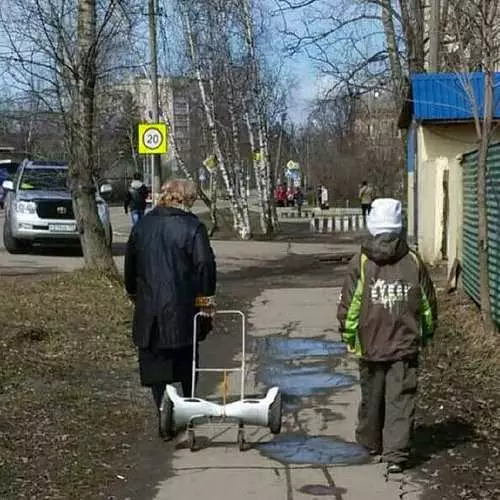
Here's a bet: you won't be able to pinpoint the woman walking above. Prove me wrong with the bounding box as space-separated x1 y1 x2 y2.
124 179 216 438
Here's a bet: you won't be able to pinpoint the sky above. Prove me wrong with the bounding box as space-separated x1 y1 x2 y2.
285 59 334 123
0 0 382 125
263 0 385 124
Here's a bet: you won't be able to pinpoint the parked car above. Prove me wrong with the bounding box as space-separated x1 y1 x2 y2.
0 160 20 209
2 160 113 254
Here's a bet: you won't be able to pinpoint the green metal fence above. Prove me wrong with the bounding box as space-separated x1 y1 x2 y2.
462 142 500 323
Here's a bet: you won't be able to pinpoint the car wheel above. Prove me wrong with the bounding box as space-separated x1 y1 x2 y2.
3 220 31 254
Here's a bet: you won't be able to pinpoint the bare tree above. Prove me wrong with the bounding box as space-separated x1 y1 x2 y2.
240 0 276 233
274 0 429 111
272 0 423 206
180 0 252 239
448 0 500 333
0 0 138 273
295 90 402 202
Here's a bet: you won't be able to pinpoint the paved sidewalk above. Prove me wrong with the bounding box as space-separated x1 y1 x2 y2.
153 287 423 500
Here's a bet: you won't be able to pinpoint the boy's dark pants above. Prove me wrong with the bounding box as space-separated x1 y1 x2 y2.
356 358 418 464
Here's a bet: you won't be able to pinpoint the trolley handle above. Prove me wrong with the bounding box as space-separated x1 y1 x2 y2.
192 309 245 343
191 310 247 399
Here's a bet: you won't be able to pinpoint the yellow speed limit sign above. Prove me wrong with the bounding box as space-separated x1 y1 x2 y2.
138 123 168 154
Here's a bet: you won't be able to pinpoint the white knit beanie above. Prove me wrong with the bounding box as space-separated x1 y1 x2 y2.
367 198 403 236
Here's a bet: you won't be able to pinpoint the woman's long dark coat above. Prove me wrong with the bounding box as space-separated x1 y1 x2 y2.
124 206 216 350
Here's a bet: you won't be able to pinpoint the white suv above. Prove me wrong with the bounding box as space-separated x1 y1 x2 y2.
2 160 113 254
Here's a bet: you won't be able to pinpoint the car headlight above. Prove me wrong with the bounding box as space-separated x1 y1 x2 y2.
16 200 37 214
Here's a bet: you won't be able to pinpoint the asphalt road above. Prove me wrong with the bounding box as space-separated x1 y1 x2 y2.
0 205 357 277
0 206 130 276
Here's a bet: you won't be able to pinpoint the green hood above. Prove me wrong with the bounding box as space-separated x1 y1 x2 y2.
361 233 409 265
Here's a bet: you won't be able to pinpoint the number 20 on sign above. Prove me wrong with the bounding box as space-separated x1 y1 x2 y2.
138 123 168 155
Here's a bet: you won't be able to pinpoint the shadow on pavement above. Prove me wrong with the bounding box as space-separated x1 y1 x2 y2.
113 242 127 256
409 418 475 468
0 242 127 258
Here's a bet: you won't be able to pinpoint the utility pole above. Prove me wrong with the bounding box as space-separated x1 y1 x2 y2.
429 0 441 71
148 0 161 201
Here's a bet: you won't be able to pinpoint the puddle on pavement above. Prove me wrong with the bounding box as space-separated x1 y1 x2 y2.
254 337 346 360
298 484 348 496
283 394 302 411
262 365 356 397
258 434 369 466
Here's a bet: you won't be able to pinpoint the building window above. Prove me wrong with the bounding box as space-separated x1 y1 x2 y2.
176 138 189 150
174 116 189 127
174 100 189 114
175 126 189 139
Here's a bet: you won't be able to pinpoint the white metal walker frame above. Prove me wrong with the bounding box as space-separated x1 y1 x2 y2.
161 310 282 451
191 310 246 399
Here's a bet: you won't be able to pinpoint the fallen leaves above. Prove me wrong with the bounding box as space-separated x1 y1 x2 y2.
0 270 146 500
414 289 500 499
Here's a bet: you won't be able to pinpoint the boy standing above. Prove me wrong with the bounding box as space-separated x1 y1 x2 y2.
337 198 437 473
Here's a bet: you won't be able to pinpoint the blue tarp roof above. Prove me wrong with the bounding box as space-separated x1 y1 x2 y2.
410 72 500 122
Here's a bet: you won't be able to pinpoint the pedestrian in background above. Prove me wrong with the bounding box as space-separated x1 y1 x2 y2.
294 186 305 216
320 184 329 210
359 181 374 225
286 185 296 207
124 172 149 226
337 198 437 474
316 184 322 207
124 179 217 439
275 184 287 207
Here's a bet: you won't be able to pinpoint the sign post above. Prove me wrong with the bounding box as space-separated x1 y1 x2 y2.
138 123 168 204
285 160 301 187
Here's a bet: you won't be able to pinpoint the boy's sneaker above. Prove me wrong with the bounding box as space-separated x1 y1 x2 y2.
386 463 404 474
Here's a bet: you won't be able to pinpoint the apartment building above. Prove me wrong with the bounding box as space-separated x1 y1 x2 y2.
352 91 399 139
114 76 199 179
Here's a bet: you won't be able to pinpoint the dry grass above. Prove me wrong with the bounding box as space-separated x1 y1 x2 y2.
0 271 147 499
423 291 500 397
415 289 500 498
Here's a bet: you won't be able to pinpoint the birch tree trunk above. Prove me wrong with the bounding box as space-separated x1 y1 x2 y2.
183 7 250 239
258 124 275 232
225 51 251 234
128 127 140 172
245 113 268 233
240 0 275 234
71 0 117 275
229 98 251 232
208 170 218 236
162 113 213 210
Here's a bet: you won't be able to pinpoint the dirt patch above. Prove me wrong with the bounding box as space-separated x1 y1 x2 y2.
413 290 500 499
0 271 147 499
0 256 339 499
3 253 496 498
